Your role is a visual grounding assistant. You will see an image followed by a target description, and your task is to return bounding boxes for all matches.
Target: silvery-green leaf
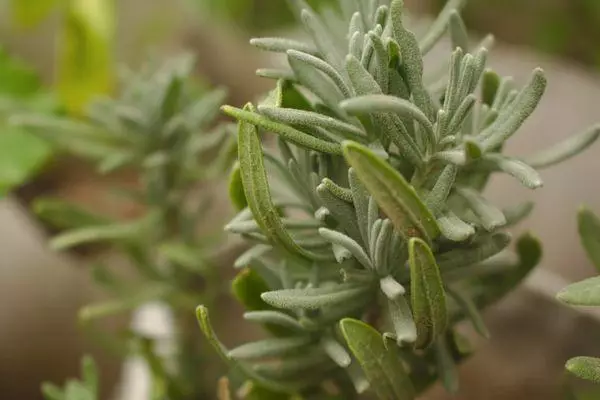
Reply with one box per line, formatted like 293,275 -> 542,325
503,202 -> 534,227
225,218 -> 321,235
418,0 -> 467,55
228,336 -> 312,360
340,318 -> 416,400
197,306 -> 299,393
367,30 -> 389,92
374,220 -> 394,273
287,50 -> 353,98
319,228 -> 374,269
447,94 -> 476,135
390,0 -> 435,120
447,287 -> 490,338
557,276 -> 600,306
369,219 -> 383,261
321,178 -> 353,203
243,311 -> 305,332
320,337 -> 352,368
300,9 -> 344,72
448,11 -> 469,52
49,219 -> 144,251
409,238 -> 448,349
250,37 -> 319,56
524,124 -> 600,169
234,245 -> 272,269
434,149 -> 467,166
349,31 -> 363,60
288,52 -> 345,116
482,154 -> 543,189
374,5 -> 389,30
566,357 -> 600,383
388,294 -> 418,346
223,106 -> 342,155
341,95 -> 435,140
380,275 -> 406,299
251,349 -> 330,379
425,165 -> 458,216
578,207 -> 600,272
349,168 -> 371,246
437,232 -> 511,272
481,68 -> 547,150
236,107 -> 334,262
343,141 -> 440,241
437,212 -> 475,242
256,68 -> 296,81
262,283 -> 371,310
258,106 -> 364,139
346,54 -> 382,96
317,184 -> 363,242
455,187 -> 506,231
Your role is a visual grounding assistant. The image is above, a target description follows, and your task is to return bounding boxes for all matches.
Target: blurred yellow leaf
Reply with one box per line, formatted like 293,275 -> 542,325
56,0 -> 115,115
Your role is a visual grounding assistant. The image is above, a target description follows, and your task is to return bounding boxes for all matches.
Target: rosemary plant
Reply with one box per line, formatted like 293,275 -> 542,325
558,208 -> 600,384
199,0 -> 600,398
14,55 -> 237,399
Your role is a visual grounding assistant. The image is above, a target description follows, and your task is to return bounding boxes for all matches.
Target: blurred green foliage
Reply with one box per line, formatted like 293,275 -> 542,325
195,0 -> 336,32
434,0 -> 600,68
0,47 -> 59,195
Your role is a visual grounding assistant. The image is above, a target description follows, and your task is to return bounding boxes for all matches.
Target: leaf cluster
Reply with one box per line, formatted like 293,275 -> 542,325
200,0 -> 600,398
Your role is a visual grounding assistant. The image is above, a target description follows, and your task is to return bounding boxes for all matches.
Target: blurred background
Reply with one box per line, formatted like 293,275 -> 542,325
2,0 -> 600,399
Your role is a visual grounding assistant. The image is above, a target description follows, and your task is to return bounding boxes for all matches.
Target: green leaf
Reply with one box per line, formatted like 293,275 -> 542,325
229,162 -> 248,211
229,337 -> 312,360
57,0 -> 115,114
525,125 -> 600,169
235,107 -> 334,262
409,238 -> 448,349
232,268 -> 275,312
319,228 -> 373,270
482,69 -> 501,106
578,207 -> 600,272
557,276 -> 600,306
448,11 -> 469,52
0,128 -> 52,195
438,232 -> 511,274
342,141 -> 440,241
447,287 -> 490,338
425,165 -> 457,216
437,212 -> 474,242
481,68 -> 547,150
0,47 -> 42,96
224,105 -> 342,155
390,0 -> 435,121
418,0 -> 467,55
455,187 -> 506,231
566,357 -> 600,383
340,318 -> 416,400
250,37 -> 319,57
434,337 -> 459,394
482,154 -> 543,189
473,233 -> 542,308
32,197 -> 109,230
261,284 -> 371,310
340,95 -> 435,140
158,241 -> 206,274
244,311 -> 305,332
387,294 -> 418,346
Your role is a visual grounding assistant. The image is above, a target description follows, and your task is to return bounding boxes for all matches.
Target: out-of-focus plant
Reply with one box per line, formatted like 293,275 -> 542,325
42,356 -> 98,400
198,0 -> 600,398
15,54 -> 237,399
10,0 -> 115,114
0,47 -> 60,195
558,208 -> 600,384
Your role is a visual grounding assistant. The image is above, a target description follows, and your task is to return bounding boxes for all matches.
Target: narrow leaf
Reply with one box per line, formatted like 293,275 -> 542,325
319,228 -> 374,269
229,337 -> 312,360
244,311 -> 304,332
455,187 -> 506,231
388,295 -> 418,346
482,154 -> 543,189
437,232 -> 511,272
557,276 -> 600,306
224,106 -> 342,155
340,318 -> 416,400
343,141 -> 440,241
566,357 -> 600,383
525,124 -> 600,169
409,238 -> 448,349
579,207 -> 600,272
437,212 -> 475,242
229,162 -> 248,211
261,284 -> 371,310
